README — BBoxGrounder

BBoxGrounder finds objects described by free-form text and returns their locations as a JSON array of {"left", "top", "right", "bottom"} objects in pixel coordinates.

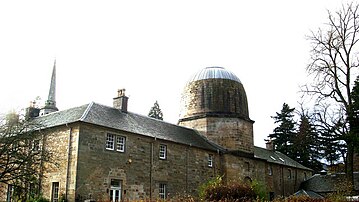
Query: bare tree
[
  {"left": 303, "top": 2, "right": 359, "bottom": 187},
  {"left": 0, "top": 113, "right": 52, "bottom": 200}
]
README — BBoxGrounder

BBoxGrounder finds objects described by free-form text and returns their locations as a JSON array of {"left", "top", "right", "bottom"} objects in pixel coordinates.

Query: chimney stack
[
  {"left": 265, "top": 139, "right": 274, "bottom": 151},
  {"left": 25, "top": 101, "right": 40, "bottom": 120},
  {"left": 113, "top": 89, "right": 128, "bottom": 112}
]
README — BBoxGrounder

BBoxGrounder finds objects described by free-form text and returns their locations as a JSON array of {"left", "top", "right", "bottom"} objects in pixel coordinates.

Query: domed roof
[
  {"left": 187, "top": 66, "right": 241, "bottom": 83},
  {"left": 179, "top": 66, "right": 250, "bottom": 121}
]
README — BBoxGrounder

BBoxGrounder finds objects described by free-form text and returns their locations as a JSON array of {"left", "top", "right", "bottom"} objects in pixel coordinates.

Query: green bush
[
  {"left": 198, "top": 176, "right": 257, "bottom": 202},
  {"left": 251, "top": 179, "right": 268, "bottom": 201},
  {"left": 26, "top": 195, "right": 50, "bottom": 202}
]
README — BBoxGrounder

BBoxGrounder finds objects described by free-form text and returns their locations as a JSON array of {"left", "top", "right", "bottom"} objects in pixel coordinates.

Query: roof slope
[
  {"left": 34, "top": 102, "right": 220, "bottom": 151},
  {"left": 300, "top": 172, "right": 359, "bottom": 193},
  {"left": 293, "top": 189, "right": 324, "bottom": 199},
  {"left": 254, "top": 146, "right": 312, "bottom": 171}
]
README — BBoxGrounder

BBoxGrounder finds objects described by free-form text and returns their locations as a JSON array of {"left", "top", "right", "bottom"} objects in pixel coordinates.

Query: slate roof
[
  {"left": 254, "top": 146, "right": 312, "bottom": 171},
  {"left": 293, "top": 189, "right": 324, "bottom": 199},
  {"left": 33, "top": 102, "right": 220, "bottom": 151},
  {"left": 33, "top": 102, "right": 312, "bottom": 171},
  {"left": 300, "top": 172, "right": 359, "bottom": 193}
]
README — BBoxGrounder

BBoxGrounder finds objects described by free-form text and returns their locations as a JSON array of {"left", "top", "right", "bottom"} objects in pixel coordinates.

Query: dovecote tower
[{"left": 178, "top": 67, "right": 254, "bottom": 155}]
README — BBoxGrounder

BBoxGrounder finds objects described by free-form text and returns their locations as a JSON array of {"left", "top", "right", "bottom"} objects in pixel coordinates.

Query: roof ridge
[
  {"left": 92, "top": 102, "right": 195, "bottom": 130},
  {"left": 79, "top": 102, "right": 94, "bottom": 121}
]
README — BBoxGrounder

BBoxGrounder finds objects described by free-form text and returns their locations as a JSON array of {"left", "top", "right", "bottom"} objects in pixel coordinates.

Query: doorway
[{"left": 109, "top": 179, "right": 122, "bottom": 202}]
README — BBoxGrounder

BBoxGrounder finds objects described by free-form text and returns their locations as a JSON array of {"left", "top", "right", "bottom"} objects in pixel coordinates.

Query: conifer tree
[
  {"left": 268, "top": 103, "right": 296, "bottom": 159},
  {"left": 349, "top": 76, "right": 359, "bottom": 153},
  {"left": 148, "top": 101, "right": 163, "bottom": 120},
  {"left": 293, "top": 114, "right": 322, "bottom": 172}
]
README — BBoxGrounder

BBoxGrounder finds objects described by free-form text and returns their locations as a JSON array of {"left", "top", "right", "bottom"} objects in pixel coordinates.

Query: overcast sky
[{"left": 0, "top": 0, "right": 349, "bottom": 147}]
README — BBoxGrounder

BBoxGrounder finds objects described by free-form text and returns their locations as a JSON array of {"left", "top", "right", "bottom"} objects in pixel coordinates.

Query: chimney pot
[{"left": 113, "top": 89, "right": 128, "bottom": 112}]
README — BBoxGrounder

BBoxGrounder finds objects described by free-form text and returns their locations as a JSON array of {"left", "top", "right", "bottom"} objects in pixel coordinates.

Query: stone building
[{"left": 1, "top": 66, "right": 312, "bottom": 201}]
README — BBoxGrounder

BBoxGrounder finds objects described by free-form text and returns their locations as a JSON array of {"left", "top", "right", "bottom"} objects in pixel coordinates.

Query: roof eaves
[{"left": 192, "top": 129, "right": 225, "bottom": 152}]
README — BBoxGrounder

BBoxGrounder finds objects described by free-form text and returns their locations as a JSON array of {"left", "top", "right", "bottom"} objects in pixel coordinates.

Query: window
[
  {"left": 159, "top": 183, "right": 167, "bottom": 200},
  {"left": 109, "top": 179, "right": 122, "bottom": 202},
  {"left": 245, "top": 162, "right": 250, "bottom": 171},
  {"left": 106, "top": 133, "right": 126, "bottom": 152},
  {"left": 32, "top": 139, "right": 41, "bottom": 151},
  {"left": 208, "top": 154, "right": 213, "bottom": 167},
  {"left": 268, "top": 165, "right": 273, "bottom": 176},
  {"left": 51, "top": 182, "right": 59, "bottom": 202},
  {"left": 288, "top": 169, "right": 292, "bottom": 179},
  {"left": 106, "top": 134, "right": 115, "bottom": 150},
  {"left": 159, "top": 144, "right": 167, "bottom": 159},
  {"left": 116, "top": 136, "right": 126, "bottom": 152},
  {"left": 6, "top": 184, "right": 13, "bottom": 202},
  {"left": 304, "top": 172, "right": 307, "bottom": 180}
]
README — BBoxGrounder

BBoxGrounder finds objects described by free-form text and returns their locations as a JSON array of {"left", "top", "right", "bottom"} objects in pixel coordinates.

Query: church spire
[{"left": 40, "top": 60, "right": 59, "bottom": 116}]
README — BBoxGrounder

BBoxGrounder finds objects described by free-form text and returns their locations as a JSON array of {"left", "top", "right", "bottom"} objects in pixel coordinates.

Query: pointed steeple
[{"left": 40, "top": 60, "right": 59, "bottom": 115}]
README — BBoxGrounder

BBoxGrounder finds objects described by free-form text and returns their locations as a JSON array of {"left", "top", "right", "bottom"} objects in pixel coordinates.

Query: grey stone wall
[
  {"left": 179, "top": 117, "right": 254, "bottom": 153},
  {"left": 40, "top": 124, "right": 80, "bottom": 201},
  {"left": 265, "top": 163, "right": 310, "bottom": 197},
  {"left": 75, "top": 123, "right": 220, "bottom": 201}
]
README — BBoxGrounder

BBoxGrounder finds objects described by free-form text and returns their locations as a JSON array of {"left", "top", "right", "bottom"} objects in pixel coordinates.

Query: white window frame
[
  {"left": 51, "top": 182, "right": 59, "bottom": 202},
  {"left": 116, "top": 136, "right": 126, "bottom": 152},
  {"left": 208, "top": 154, "right": 213, "bottom": 167},
  {"left": 106, "top": 133, "right": 115, "bottom": 150},
  {"left": 159, "top": 144, "right": 167, "bottom": 160},
  {"left": 159, "top": 183, "right": 167, "bottom": 199},
  {"left": 109, "top": 179, "right": 122, "bottom": 202}
]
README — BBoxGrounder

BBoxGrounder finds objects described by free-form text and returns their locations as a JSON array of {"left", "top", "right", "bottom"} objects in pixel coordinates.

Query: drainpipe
[
  {"left": 186, "top": 146, "right": 189, "bottom": 193},
  {"left": 281, "top": 166, "right": 284, "bottom": 196},
  {"left": 38, "top": 133, "right": 46, "bottom": 194},
  {"left": 65, "top": 126, "right": 73, "bottom": 200},
  {"left": 150, "top": 140, "right": 154, "bottom": 200}
]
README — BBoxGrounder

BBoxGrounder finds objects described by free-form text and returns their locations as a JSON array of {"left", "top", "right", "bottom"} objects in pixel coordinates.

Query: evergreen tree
[
  {"left": 268, "top": 103, "right": 296, "bottom": 159},
  {"left": 293, "top": 114, "right": 322, "bottom": 172},
  {"left": 349, "top": 76, "right": 359, "bottom": 153},
  {"left": 148, "top": 101, "right": 163, "bottom": 120}
]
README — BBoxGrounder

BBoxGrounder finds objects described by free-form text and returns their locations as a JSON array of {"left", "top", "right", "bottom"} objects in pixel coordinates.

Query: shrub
[
  {"left": 251, "top": 180, "right": 268, "bottom": 201},
  {"left": 198, "top": 176, "right": 257, "bottom": 202},
  {"left": 26, "top": 195, "right": 50, "bottom": 202}
]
